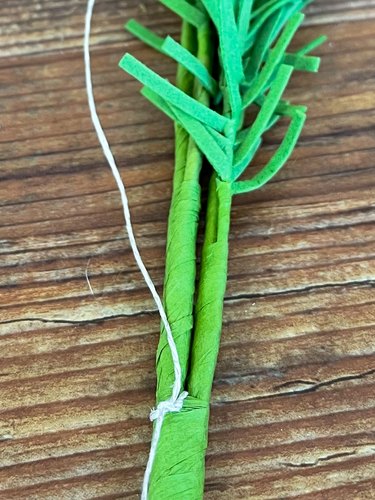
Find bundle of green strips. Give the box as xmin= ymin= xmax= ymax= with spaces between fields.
xmin=120 ymin=1 xmax=324 ymax=498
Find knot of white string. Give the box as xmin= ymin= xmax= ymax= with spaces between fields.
xmin=150 ymin=391 xmax=189 ymax=422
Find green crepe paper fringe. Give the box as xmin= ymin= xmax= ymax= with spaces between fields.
xmin=120 ymin=1 xmax=324 ymax=498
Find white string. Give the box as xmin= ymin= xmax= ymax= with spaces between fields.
xmin=84 ymin=1 xmax=188 ymax=498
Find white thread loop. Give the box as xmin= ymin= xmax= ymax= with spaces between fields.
xmin=150 ymin=391 xmax=189 ymax=422
xmin=84 ymin=1 xmax=186 ymax=499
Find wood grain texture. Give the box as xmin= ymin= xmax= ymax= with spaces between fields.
xmin=0 ymin=0 xmax=374 ymax=498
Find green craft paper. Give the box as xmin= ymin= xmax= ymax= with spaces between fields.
xmin=125 ymin=19 xmax=164 ymax=52
xmin=160 ymin=0 xmax=207 ymax=29
xmin=119 ymin=54 xmax=228 ymax=132
xmin=162 ymin=36 xmax=218 ymax=95
xmin=232 ymin=110 xmax=306 ymax=195
xmin=237 ymin=0 xmax=253 ymax=47
xmin=200 ymin=0 xmax=219 ymax=28
xmin=283 ymin=52 xmax=321 ymax=72
xmin=243 ymin=12 xmax=304 ymax=106
xmin=251 ymin=0 xmax=292 ymax=21
xmin=188 ymin=178 xmax=232 ymax=401
xmin=235 ymin=64 xmax=294 ymax=175
xmin=141 ymin=86 xmax=178 ymax=123
xmin=297 ymin=34 xmax=327 ymax=55
xmin=218 ymin=0 xmax=244 ymax=114
xmin=244 ymin=8 xmax=285 ymax=84
xmin=246 ymin=0 xmax=311 ymax=50
xmin=148 ymin=396 xmax=209 ymax=500
xmin=171 ymin=106 xmax=231 ymax=178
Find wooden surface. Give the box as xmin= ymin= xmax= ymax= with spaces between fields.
xmin=1 ymin=1 xmax=374 ymax=498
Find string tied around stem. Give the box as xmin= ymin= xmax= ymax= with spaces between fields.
xmin=150 ymin=391 xmax=189 ymax=422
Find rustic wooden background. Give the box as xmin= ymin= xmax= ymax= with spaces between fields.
xmin=0 ymin=1 xmax=374 ymax=498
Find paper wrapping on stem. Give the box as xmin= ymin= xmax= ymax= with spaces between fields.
xmin=156 ymin=176 xmax=201 ymax=403
xmin=188 ymin=179 xmax=232 ymax=402
xmin=149 ymin=396 xmax=209 ymax=500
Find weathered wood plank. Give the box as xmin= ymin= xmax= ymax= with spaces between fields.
xmin=0 ymin=1 xmax=374 ymax=498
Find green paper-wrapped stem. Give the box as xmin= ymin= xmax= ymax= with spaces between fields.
xmin=148 ymin=395 xmax=209 ymax=499
xmin=156 ymin=18 xmax=213 ymax=402
xmin=188 ymin=177 xmax=232 ymax=402
xmin=149 ymin=17 xmax=215 ymax=500
xmin=151 ymin=179 xmax=232 ymax=500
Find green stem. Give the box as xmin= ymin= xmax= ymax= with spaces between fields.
xmin=188 ymin=177 xmax=232 ymax=401
xmin=149 ymin=17 xmax=215 ymax=500
xmin=156 ymin=19 xmax=209 ymax=403
xmin=150 ymin=177 xmax=233 ymax=500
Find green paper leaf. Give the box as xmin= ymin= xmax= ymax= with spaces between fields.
xmin=283 ymin=52 xmax=321 ymax=72
xmin=237 ymin=0 xmax=254 ymax=47
xmin=200 ymin=0 xmax=220 ymax=28
xmin=119 ymin=54 xmax=229 ymax=132
xmin=141 ymin=86 xmax=177 ymax=122
xmin=162 ymin=36 xmax=218 ymax=95
xmin=243 ymin=7 xmax=285 ymax=84
xmin=160 ymin=0 xmax=207 ymax=29
xmin=297 ymin=35 xmax=327 ymax=55
xmin=217 ymin=0 xmax=244 ymax=114
xmin=243 ymin=12 xmax=304 ymax=106
xmin=171 ymin=106 xmax=231 ymax=179
xmin=246 ymin=0 xmax=310 ymax=49
xmin=234 ymin=64 xmax=294 ymax=178
xmin=232 ymin=110 xmax=306 ymax=195
xmin=125 ymin=19 xmax=164 ymax=53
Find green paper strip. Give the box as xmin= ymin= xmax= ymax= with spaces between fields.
xmin=247 ymin=0 xmax=294 ymax=45
xmin=200 ymin=0 xmax=220 ymax=28
xmin=234 ymin=64 xmax=294 ymax=178
xmin=246 ymin=0 xmax=310 ymax=49
xmin=205 ymin=126 xmax=232 ymax=155
xmin=237 ymin=0 xmax=254 ymax=47
xmin=218 ymin=0 xmax=244 ymax=114
xmin=187 ymin=178 xmax=232 ymax=402
xmin=270 ymin=0 xmax=311 ymax=40
xmin=141 ymin=86 xmax=177 ymax=122
xmin=297 ymin=34 xmax=327 ymax=55
xmin=243 ymin=8 xmax=285 ymax=84
xmin=283 ymin=52 xmax=321 ymax=72
xmin=160 ymin=0 xmax=207 ymax=29
xmin=119 ymin=54 xmax=229 ymax=132
xmin=232 ymin=110 xmax=306 ymax=195
xmin=172 ymin=106 xmax=231 ymax=179
xmin=125 ymin=19 xmax=164 ymax=52
xmin=276 ymin=101 xmax=307 ymax=117
xmin=250 ymin=0 xmax=292 ymax=21
xmin=243 ymin=12 xmax=304 ymax=106
xmin=162 ymin=36 xmax=218 ymax=95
